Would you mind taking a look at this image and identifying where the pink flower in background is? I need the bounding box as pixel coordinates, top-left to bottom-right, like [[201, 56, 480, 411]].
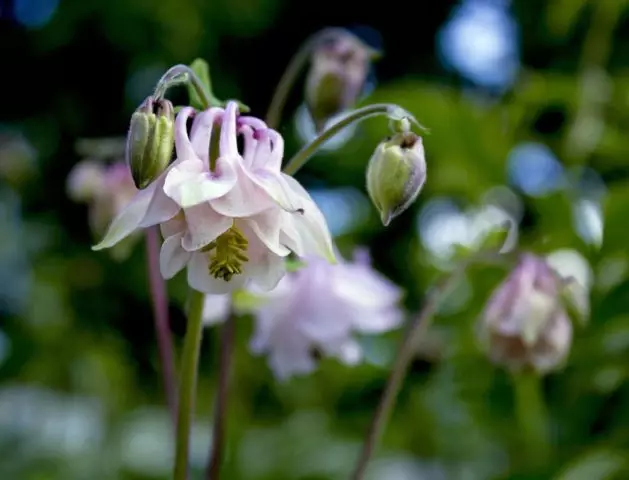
[[92, 101, 334, 294], [67, 160, 139, 260], [249, 248, 403, 380]]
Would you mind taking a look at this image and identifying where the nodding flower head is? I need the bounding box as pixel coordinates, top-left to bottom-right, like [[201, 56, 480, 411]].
[[305, 30, 379, 131], [93, 101, 335, 294]]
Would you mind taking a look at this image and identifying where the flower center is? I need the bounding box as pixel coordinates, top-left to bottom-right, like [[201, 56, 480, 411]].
[[204, 225, 249, 281]]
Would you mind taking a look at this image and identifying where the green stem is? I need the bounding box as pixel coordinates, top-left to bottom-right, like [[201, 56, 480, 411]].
[[512, 371, 550, 469], [265, 27, 368, 129], [154, 64, 212, 109], [173, 288, 206, 480], [282, 103, 411, 176]]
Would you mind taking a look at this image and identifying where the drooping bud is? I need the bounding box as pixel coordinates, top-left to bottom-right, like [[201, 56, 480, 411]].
[[478, 254, 573, 374], [366, 131, 426, 226], [305, 31, 379, 131], [126, 96, 175, 189]]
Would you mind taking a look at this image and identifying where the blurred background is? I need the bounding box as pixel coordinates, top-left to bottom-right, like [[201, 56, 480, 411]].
[[2, 0, 629, 478]]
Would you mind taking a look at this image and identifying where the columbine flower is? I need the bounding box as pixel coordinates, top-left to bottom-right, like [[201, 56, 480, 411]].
[[93, 101, 335, 294], [478, 253, 573, 374], [249, 248, 403, 380], [67, 160, 139, 260]]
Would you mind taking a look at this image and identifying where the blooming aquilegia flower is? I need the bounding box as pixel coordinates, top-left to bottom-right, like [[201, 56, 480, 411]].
[[92, 101, 335, 293], [478, 253, 573, 374], [67, 160, 139, 260], [249, 248, 403, 380]]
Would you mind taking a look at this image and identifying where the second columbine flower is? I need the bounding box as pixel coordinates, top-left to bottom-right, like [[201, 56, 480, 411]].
[[93, 101, 335, 293]]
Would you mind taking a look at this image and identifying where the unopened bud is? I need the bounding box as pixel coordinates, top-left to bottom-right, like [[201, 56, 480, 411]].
[[305, 32, 379, 131], [126, 96, 175, 189], [366, 132, 426, 226], [478, 254, 573, 374]]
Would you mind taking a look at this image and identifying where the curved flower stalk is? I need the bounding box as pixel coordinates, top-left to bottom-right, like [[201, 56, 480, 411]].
[[249, 248, 403, 380], [92, 101, 335, 294], [67, 160, 139, 260]]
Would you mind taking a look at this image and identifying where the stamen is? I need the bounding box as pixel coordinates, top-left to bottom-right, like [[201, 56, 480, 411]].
[[204, 225, 249, 281]]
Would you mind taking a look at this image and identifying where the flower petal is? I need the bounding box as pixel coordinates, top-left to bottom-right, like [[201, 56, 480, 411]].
[[202, 293, 231, 326], [189, 108, 223, 164], [163, 155, 238, 208], [238, 125, 258, 168], [209, 158, 274, 217], [160, 232, 192, 279], [93, 181, 159, 250], [138, 175, 180, 228], [279, 175, 335, 263], [244, 233, 287, 291], [252, 129, 284, 171], [182, 203, 232, 251], [160, 211, 187, 238], [219, 101, 239, 157], [187, 251, 247, 294], [244, 209, 290, 257], [173, 107, 197, 161]]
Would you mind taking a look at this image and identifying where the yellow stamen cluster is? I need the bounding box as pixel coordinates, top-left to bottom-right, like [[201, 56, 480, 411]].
[[204, 225, 249, 281]]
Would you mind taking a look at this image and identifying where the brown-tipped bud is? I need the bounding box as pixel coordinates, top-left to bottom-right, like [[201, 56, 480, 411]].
[[126, 96, 175, 189], [305, 31, 379, 131], [479, 254, 573, 374], [366, 131, 426, 226]]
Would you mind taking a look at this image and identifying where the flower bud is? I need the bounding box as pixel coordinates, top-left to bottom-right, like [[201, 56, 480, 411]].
[[478, 254, 573, 374], [366, 132, 426, 226], [126, 96, 175, 189], [305, 32, 379, 131]]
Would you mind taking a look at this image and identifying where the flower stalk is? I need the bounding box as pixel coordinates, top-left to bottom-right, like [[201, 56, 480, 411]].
[[153, 64, 213, 109], [282, 103, 414, 176], [145, 227, 178, 427], [173, 288, 206, 480], [205, 310, 237, 480]]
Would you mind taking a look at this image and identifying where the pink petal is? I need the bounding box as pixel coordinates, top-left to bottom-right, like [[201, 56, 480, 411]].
[[174, 107, 197, 161], [238, 125, 258, 168], [252, 129, 284, 171], [160, 232, 192, 279], [138, 174, 180, 228], [182, 203, 232, 251], [187, 251, 247, 294], [163, 155, 238, 208], [219, 102, 239, 157], [189, 108, 224, 166], [160, 212, 187, 238]]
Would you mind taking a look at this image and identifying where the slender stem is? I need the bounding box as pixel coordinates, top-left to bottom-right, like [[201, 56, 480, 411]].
[[350, 263, 468, 480], [154, 64, 212, 109], [265, 27, 361, 129], [145, 227, 178, 426], [205, 312, 237, 480], [173, 288, 206, 480], [282, 103, 410, 176], [512, 371, 549, 469]]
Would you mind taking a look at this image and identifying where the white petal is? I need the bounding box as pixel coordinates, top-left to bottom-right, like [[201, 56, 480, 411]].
[[189, 108, 223, 163], [160, 212, 187, 238], [163, 155, 238, 208], [268, 348, 316, 381], [245, 209, 290, 257], [251, 129, 284, 171], [335, 339, 363, 365], [138, 175, 180, 228], [238, 125, 258, 168], [187, 251, 247, 294], [219, 102, 239, 157], [279, 175, 335, 262], [202, 294, 231, 326], [210, 158, 274, 217], [182, 204, 232, 251], [92, 183, 155, 250], [244, 234, 287, 291], [173, 107, 197, 161], [160, 233, 192, 279], [333, 264, 402, 310]]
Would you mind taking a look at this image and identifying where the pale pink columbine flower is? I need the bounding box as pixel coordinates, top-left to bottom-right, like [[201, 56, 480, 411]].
[[479, 253, 573, 374], [249, 248, 404, 380], [93, 101, 335, 293], [67, 160, 139, 260]]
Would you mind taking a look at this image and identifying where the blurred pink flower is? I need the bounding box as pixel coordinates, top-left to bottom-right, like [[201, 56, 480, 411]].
[[93, 101, 334, 294], [479, 253, 573, 373], [249, 249, 403, 380], [67, 160, 139, 260]]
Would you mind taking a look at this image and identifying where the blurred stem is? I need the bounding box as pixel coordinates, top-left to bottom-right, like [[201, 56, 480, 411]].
[[350, 262, 469, 480], [145, 227, 177, 427], [282, 103, 412, 175], [173, 288, 206, 480], [265, 27, 358, 129], [153, 64, 212, 109], [512, 371, 550, 469], [205, 310, 237, 480]]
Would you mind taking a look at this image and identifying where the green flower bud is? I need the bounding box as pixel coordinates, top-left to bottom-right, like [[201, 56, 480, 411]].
[[366, 132, 426, 226], [126, 96, 175, 189]]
